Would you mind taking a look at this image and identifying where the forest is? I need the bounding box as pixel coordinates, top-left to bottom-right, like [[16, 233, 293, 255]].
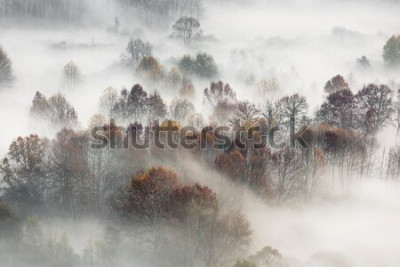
[[1, 0, 400, 266]]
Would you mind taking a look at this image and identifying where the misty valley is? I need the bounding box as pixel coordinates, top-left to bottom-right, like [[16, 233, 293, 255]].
[[1, 0, 400, 267]]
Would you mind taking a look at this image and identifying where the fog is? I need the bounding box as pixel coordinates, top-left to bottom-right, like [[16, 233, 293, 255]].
[[176, 155, 400, 267], [250, 180, 400, 267], [1, 0, 400, 266]]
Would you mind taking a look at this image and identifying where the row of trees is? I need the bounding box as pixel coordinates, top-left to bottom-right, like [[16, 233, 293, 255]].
[[20, 75, 400, 205], [98, 80, 198, 124], [0, 0, 88, 23], [316, 75, 396, 134], [116, 0, 202, 28], [121, 37, 218, 81], [30, 91, 78, 129], [2, 75, 400, 266]]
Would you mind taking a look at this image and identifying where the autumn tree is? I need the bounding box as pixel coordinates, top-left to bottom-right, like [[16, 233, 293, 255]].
[[0, 135, 50, 213], [113, 84, 149, 122], [111, 167, 252, 266], [383, 35, 400, 67], [257, 78, 280, 100], [215, 149, 246, 183], [166, 67, 183, 89], [112, 167, 179, 226], [179, 77, 196, 99], [147, 91, 167, 120], [51, 129, 94, 215], [235, 100, 258, 122], [123, 38, 152, 69], [356, 83, 394, 133], [30, 92, 78, 129], [172, 16, 201, 45], [313, 125, 368, 177], [48, 93, 79, 128], [216, 144, 271, 196], [316, 89, 358, 130], [324, 75, 349, 95], [0, 45, 13, 84], [63, 61, 82, 88], [98, 86, 119, 118], [204, 81, 237, 122], [166, 183, 218, 266], [137, 56, 164, 82], [128, 84, 148, 121]]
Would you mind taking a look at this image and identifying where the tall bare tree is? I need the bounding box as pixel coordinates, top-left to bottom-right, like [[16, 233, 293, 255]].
[[172, 16, 201, 45], [123, 38, 152, 68]]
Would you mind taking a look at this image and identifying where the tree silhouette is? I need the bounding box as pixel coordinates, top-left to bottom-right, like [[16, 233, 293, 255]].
[[383, 35, 400, 67], [172, 16, 201, 45], [0, 45, 13, 84], [123, 38, 152, 69]]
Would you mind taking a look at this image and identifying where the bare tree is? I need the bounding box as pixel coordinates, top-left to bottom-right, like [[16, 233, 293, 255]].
[[270, 148, 305, 202], [30, 91, 78, 129], [48, 93, 79, 128], [169, 97, 195, 121], [172, 16, 201, 45], [356, 83, 394, 133], [277, 93, 308, 132], [204, 81, 237, 122], [123, 38, 152, 68], [257, 78, 280, 100], [235, 100, 258, 122], [99, 87, 119, 118], [63, 61, 82, 88], [112, 85, 149, 122], [259, 100, 280, 127], [0, 134, 50, 213]]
